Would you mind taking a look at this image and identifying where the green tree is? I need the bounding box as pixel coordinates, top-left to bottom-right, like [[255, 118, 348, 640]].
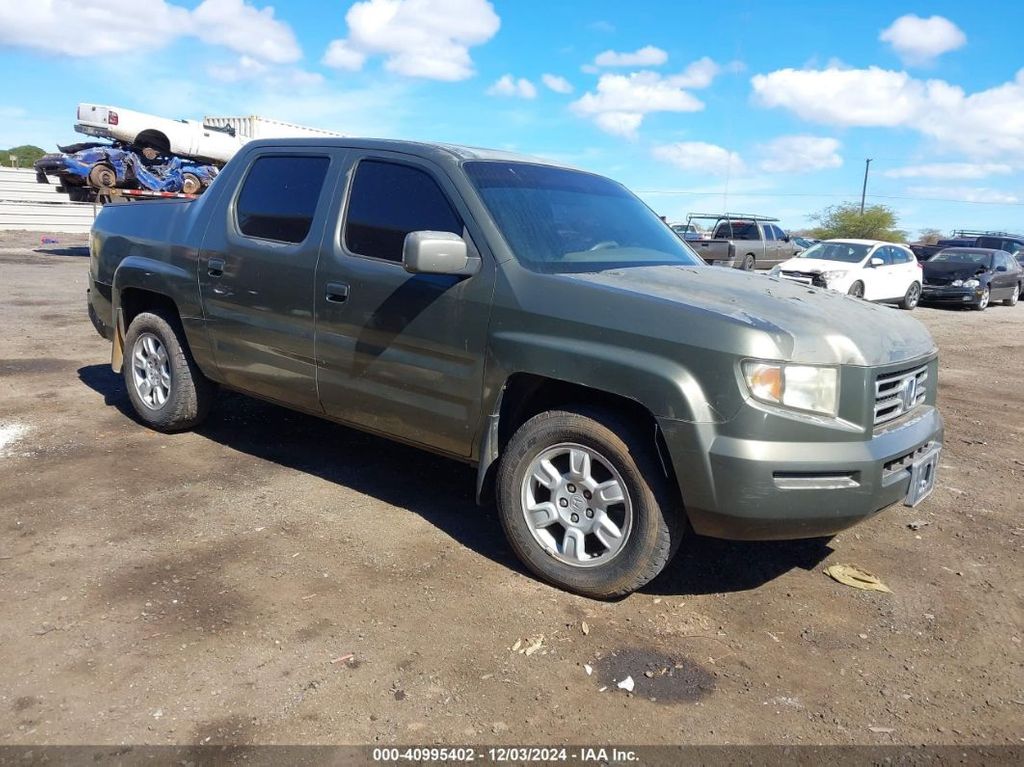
[[0, 145, 46, 168], [809, 203, 907, 242]]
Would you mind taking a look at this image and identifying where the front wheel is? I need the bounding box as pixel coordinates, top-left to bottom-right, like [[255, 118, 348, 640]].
[[900, 281, 921, 310], [123, 310, 216, 432], [847, 281, 865, 299], [496, 408, 682, 598], [1003, 284, 1020, 307], [973, 287, 990, 311]]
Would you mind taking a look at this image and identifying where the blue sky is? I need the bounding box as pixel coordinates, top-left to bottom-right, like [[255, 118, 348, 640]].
[[2, 0, 1023, 235]]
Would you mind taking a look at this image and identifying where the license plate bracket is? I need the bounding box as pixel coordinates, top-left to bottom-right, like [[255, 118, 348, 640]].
[[904, 443, 941, 507]]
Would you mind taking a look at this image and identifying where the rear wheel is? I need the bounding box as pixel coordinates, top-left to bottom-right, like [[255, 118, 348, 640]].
[[496, 407, 683, 599], [900, 281, 921, 310], [1003, 284, 1020, 307], [847, 281, 865, 299], [123, 310, 216, 432], [740, 254, 755, 271], [973, 287, 990, 311]]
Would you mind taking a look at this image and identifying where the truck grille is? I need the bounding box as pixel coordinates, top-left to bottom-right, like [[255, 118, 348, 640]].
[[874, 365, 928, 426]]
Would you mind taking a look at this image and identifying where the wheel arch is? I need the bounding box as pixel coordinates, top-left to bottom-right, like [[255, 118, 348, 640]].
[[475, 373, 680, 507], [134, 129, 171, 155]]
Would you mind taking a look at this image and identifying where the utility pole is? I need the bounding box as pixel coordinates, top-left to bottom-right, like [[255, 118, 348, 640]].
[[860, 158, 873, 214]]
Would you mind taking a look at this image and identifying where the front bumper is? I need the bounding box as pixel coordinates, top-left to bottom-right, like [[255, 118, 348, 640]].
[[660, 405, 944, 540], [921, 285, 985, 304]]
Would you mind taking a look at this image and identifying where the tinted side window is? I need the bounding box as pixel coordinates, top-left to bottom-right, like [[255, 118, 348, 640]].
[[237, 156, 330, 243], [345, 160, 462, 262], [894, 247, 912, 263], [771, 224, 787, 240], [877, 247, 894, 265], [763, 225, 777, 241]]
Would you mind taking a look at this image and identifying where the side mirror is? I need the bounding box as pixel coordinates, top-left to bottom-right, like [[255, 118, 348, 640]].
[[870, 256, 884, 267], [781, 233, 790, 242], [403, 231, 479, 276]]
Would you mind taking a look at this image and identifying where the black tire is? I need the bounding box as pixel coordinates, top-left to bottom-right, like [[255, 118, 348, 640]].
[[740, 254, 755, 271], [496, 407, 683, 599], [1003, 283, 1020, 307], [900, 281, 921, 310], [848, 281, 865, 299], [122, 310, 215, 432], [973, 286, 990, 311]]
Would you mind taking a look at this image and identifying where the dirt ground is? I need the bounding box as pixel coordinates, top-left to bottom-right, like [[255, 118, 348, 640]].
[[0, 229, 1021, 747]]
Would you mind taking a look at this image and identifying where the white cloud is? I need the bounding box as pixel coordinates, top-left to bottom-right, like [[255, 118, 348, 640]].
[[487, 75, 537, 99], [757, 135, 842, 173], [0, 0, 190, 56], [571, 60, 723, 138], [593, 45, 667, 68], [541, 73, 573, 94], [883, 163, 1013, 180], [751, 66, 1024, 160], [322, 0, 500, 81], [652, 142, 744, 177], [208, 56, 323, 87], [192, 0, 301, 64], [880, 14, 966, 66], [0, 0, 300, 62], [905, 186, 1020, 204]]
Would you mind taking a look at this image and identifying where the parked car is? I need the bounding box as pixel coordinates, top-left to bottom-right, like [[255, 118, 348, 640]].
[[921, 248, 1022, 310], [34, 142, 218, 200], [685, 214, 800, 270], [770, 239, 923, 309], [87, 138, 943, 598], [910, 231, 1024, 261], [792, 236, 819, 250]]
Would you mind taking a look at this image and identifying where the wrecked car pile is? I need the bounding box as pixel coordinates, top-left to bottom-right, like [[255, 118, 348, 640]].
[[34, 141, 218, 202]]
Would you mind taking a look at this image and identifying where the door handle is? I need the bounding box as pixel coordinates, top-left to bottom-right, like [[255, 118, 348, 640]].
[[325, 282, 350, 303], [207, 258, 225, 277]]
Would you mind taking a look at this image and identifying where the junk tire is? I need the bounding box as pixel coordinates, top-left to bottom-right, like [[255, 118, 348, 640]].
[[181, 172, 202, 195], [123, 310, 215, 432], [496, 407, 683, 599]]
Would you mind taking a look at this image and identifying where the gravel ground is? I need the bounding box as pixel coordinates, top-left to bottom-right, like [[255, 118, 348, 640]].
[[0, 230, 1021, 746]]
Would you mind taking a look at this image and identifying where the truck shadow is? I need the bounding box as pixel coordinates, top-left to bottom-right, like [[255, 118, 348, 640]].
[[77, 362, 832, 598], [34, 246, 90, 258]]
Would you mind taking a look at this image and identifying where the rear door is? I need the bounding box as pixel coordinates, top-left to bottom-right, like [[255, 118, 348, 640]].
[[890, 245, 920, 297], [993, 251, 1019, 298], [314, 153, 496, 457], [198, 149, 337, 410]]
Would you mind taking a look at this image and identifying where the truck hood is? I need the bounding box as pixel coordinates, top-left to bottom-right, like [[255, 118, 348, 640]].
[[560, 265, 936, 367], [922, 261, 989, 281]]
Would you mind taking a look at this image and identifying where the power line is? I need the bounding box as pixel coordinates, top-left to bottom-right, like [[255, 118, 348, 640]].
[[635, 189, 1024, 207]]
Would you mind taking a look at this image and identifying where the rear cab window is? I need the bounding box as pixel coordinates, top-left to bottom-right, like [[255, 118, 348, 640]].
[[236, 155, 331, 244], [343, 159, 462, 262]]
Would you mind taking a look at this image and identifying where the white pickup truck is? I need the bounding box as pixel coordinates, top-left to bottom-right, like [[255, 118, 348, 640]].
[[75, 104, 344, 165]]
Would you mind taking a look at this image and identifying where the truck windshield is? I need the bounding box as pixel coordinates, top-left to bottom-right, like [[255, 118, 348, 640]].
[[797, 242, 872, 263], [464, 162, 702, 272]]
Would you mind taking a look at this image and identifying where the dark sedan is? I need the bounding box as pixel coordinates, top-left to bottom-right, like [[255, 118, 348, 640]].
[[921, 248, 1022, 310]]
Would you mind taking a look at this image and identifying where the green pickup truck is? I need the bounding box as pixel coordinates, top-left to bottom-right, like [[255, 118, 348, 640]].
[[87, 139, 944, 598]]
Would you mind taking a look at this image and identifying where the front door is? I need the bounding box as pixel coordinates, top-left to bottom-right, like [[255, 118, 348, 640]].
[[314, 154, 496, 457], [198, 151, 337, 410]]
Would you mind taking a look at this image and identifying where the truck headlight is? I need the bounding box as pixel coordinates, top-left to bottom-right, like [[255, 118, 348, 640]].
[[964, 279, 980, 288], [821, 270, 848, 283], [743, 361, 839, 416]]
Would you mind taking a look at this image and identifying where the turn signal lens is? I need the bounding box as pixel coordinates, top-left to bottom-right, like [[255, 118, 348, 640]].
[[744, 363, 783, 404]]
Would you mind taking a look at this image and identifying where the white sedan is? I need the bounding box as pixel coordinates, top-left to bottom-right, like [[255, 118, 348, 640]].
[[769, 239, 923, 310]]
